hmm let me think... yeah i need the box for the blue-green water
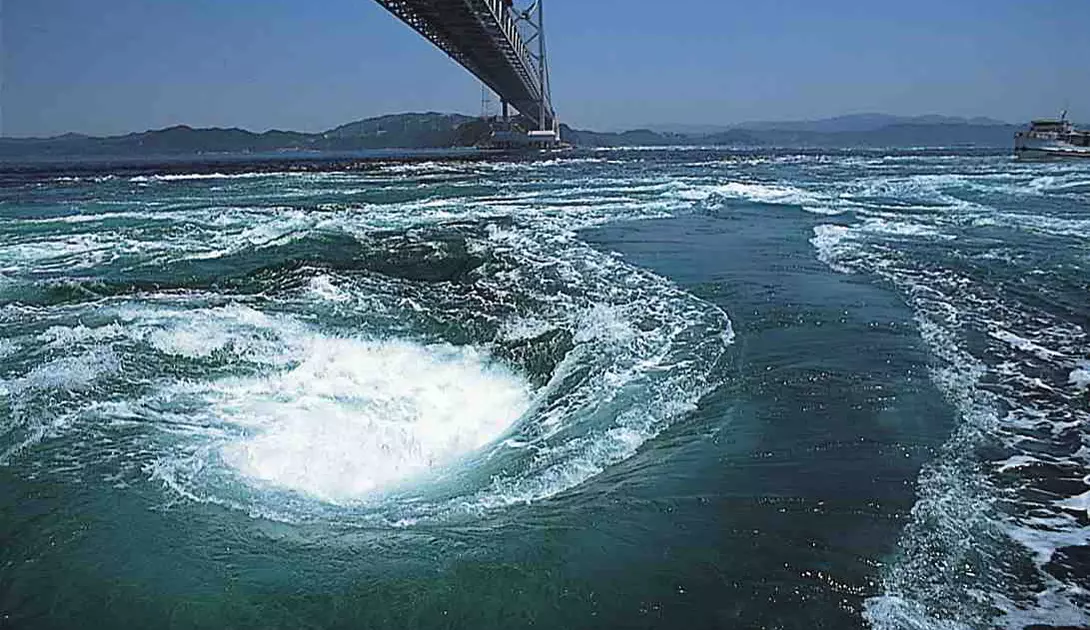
[0,149,1087,629]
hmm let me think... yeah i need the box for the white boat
[1015,112,1090,159]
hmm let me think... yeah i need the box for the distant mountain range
[568,113,1022,147]
[643,113,1010,135]
[0,113,478,160]
[563,121,1021,149]
[0,112,1024,159]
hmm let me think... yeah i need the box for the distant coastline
[0,112,1024,160]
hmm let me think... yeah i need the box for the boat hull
[1014,136,1090,160]
[1015,146,1090,160]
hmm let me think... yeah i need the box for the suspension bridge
[372,0,559,146]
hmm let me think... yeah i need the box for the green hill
[0,113,1020,159]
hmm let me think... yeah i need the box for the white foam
[477,396,697,510]
[133,303,306,362]
[865,595,975,630]
[810,217,955,276]
[204,337,532,503]
[672,181,834,212]
[573,304,637,345]
[1028,175,1090,194]
[39,323,126,348]
[129,172,279,182]
[984,211,1090,239]
[996,454,1041,472]
[6,347,120,394]
[1005,516,1090,565]
[998,587,1090,630]
[0,339,18,359]
[859,216,953,239]
[1058,490,1090,516]
[809,224,855,274]
[498,317,555,342]
[306,275,351,303]
[988,329,1064,361]
[1068,362,1090,391]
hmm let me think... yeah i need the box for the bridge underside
[374,0,554,130]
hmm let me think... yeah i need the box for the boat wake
[810,164,1090,629]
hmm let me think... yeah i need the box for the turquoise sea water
[1,149,1087,629]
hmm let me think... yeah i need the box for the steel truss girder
[373,0,554,129]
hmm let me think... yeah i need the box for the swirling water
[0,149,1086,629]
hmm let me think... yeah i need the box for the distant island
[0,112,1024,159]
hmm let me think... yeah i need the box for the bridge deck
[375,0,553,129]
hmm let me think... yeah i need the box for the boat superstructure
[1015,112,1090,159]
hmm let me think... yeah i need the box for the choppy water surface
[0,149,1087,629]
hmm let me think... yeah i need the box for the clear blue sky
[3,0,1089,137]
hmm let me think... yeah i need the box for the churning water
[0,149,1087,629]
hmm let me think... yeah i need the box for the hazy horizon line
[0,110,1030,140]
